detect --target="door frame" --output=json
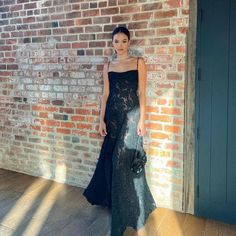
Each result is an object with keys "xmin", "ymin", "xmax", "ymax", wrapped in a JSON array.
[{"xmin": 183, "ymin": 0, "xmax": 198, "ymax": 214}]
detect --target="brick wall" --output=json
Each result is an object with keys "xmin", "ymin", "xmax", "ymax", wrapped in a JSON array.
[{"xmin": 0, "ymin": 0, "xmax": 189, "ymax": 211}]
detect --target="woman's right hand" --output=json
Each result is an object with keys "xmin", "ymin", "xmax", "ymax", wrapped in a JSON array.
[{"xmin": 99, "ymin": 120, "xmax": 107, "ymax": 136}]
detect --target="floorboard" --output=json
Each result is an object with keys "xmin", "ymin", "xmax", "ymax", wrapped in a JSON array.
[{"xmin": 0, "ymin": 168, "xmax": 235, "ymax": 236}]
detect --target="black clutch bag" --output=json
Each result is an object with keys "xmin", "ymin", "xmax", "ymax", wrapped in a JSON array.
[{"xmin": 131, "ymin": 135, "xmax": 147, "ymax": 174}]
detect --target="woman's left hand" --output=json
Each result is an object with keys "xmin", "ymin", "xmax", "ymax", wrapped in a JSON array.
[{"xmin": 137, "ymin": 119, "xmax": 146, "ymax": 136}]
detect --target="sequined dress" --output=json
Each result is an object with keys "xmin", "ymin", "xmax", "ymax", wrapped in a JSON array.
[{"xmin": 83, "ymin": 57, "xmax": 157, "ymax": 236}]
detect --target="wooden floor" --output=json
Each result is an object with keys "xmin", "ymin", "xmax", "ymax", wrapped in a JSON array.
[{"xmin": 0, "ymin": 168, "xmax": 236, "ymax": 236}]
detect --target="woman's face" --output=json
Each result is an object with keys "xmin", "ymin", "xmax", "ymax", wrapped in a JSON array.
[{"xmin": 112, "ymin": 32, "xmax": 130, "ymax": 56}]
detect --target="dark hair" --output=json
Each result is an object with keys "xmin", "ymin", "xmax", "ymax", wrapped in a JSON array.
[{"xmin": 112, "ymin": 26, "xmax": 130, "ymax": 41}]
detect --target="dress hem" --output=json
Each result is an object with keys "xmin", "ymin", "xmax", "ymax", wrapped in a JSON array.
[
  {"xmin": 122, "ymin": 205, "xmax": 158, "ymax": 235},
  {"xmin": 82, "ymin": 190, "xmax": 111, "ymax": 209}
]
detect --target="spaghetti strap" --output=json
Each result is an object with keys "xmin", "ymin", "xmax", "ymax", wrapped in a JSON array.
[
  {"xmin": 137, "ymin": 57, "xmax": 139, "ymax": 70},
  {"xmin": 108, "ymin": 60, "xmax": 110, "ymax": 71}
]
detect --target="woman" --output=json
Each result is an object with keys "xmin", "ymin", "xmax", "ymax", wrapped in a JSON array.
[{"xmin": 83, "ymin": 26, "xmax": 157, "ymax": 236}]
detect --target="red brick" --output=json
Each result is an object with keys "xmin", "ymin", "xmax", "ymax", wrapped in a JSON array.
[
  {"xmin": 157, "ymin": 82, "xmax": 174, "ymax": 89},
  {"xmin": 146, "ymin": 123, "xmax": 162, "ymax": 130},
  {"xmin": 142, "ymin": 2, "xmax": 162, "ymax": 11},
  {"xmin": 23, "ymin": 17, "xmax": 35, "ymax": 23},
  {"xmin": 71, "ymin": 115, "xmax": 86, "ymax": 121},
  {"xmin": 89, "ymin": 41, "xmax": 106, "ymax": 47},
  {"xmin": 161, "ymin": 107, "xmax": 181, "ymax": 115},
  {"xmin": 32, "ymin": 105, "xmax": 44, "ymax": 111},
  {"xmin": 24, "ymin": 3, "xmax": 36, "ymax": 10},
  {"xmin": 108, "ymin": 0, "xmax": 117, "ymax": 6},
  {"xmin": 128, "ymin": 21, "xmax": 148, "ymax": 29},
  {"xmin": 66, "ymin": 12, "xmax": 81, "ymax": 19},
  {"xmin": 156, "ymin": 98, "xmax": 167, "ymax": 105},
  {"xmin": 99, "ymin": 1, "xmax": 107, "ymax": 7},
  {"xmin": 56, "ymin": 43, "xmax": 71, "ymax": 49},
  {"xmin": 164, "ymin": 125, "xmax": 180, "ymax": 133},
  {"xmin": 145, "ymin": 47, "xmax": 155, "ymax": 54},
  {"xmin": 46, "ymin": 120, "xmax": 60, "ymax": 127},
  {"xmin": 120, "ymin": 5, "xmax": 140, "ymax": 13},
  {"xmin": 85, "ymin": 25, "xmax": 102, "ymax": 33},
  {"xmin": 133, "ymin": 13, "xmax": 153, "ymax": 21},
  {"xmin": 7, "ymin": 64, "xmax": 18, "ymax": 70},
  {"xmin": 51, "ymin": 14, "xmax": 64, "ymax": 21},
  {"xmin": 30, "ymin": 125, "xmax": 41, "ymax": 131},
  {"xmin": 0, "ymin": 46, "xmax": 12, "ymax": 51},
  {"xmin": 73, "ymin": 130, "xmax": 88, "ymax": 136},
  {"xmin": 112, "ymin": 15, "xmax": 131, "ymax": 23},
  {"xmin": 39, "ymin": 112, "xmax": 48, "ymax": 118},
  {"xmin": 76, "ymin": 109, "xmax": 91, "ymax": 115},
  {"xmin": 89, "ymin": 132, "xmax": 100, "ymax": 139},
  {"xmin": 148, "ymin": 37, "xmax": 169, "ymax": 45},
  {"xmin": 135, "ymin": 30, "xmax": 155, "ymax": 37},
  {"xmin": 151, "ymin": 132, "xmax": 170, "ymax": 139},
  {"xmin": 72, "ymin": 4, "xmax": 80, "ymax": 10},
  {"xmin": 68, "ymin": 27, "xmax": 83, "ymax": 34},
  {"xmin": 92, "ymin": 110, "xmax": 100, "ymax": 116},
  {"xmin": 150, "ymin": 115, "xmax": 172, "ymax": 123},
  {"xmin": 60, "ymin": 20, "xmax": 75, "ymax": 27},
  {"xmin": 118, "ymin": 0, "xmax": 127, "ymax": 5},
  {"xmin": 42, "ymin": 127, "xmax": 54, "ymax": 132},
  {"xmin": 44, "ymin": 107, "xmax": 58, "ymax": 112},
  {"xmin": 167, "ymin": 160, "xmax": 181, "ymax": 168},
  {"xmin": 59, "ymin": 108, "xmax": 74, "ymax": 114},
  {"xmin": 156, "ymin": 28, "xmax": 176, "ymax": 36},
  {"xmin": 167, "ymin": 73, "xmax": 181, "ymax": 80},
  {"xmin": 93, "ymin": 17, "xmax": 110, "ymax": 24},
  {"xmin": 76, "ymin": 18, "xmax": 92, "ymax": 25},
  {"xmin": 72, "ymin": 42, "xmax": 88, "ymax": 48},
  {"xmin": 176, "ymin": 45, "xmax": 185, "ymax": 53},
  {"xmin": 57, "ymin": 128, "xmax": 71, "ymax": 134},
  {"xmin": 164, "ymin": 0, "xmax": 182, "ymax": 8},
  {"xmin": 179, "ymin": 27, "xmax": 188, "ymax": 34},
  {"xmin": 182, "ymin": 9, "xmax": 189, "ymax": 15},
  {"xmin": 150, "ymin": 19, "xmax": 170, "ymax": 28},
  {"xmin": 101, "ymin": 7, "xmax": 119, "ymax": 15},
  {"xmin": 155, "ymin": 10, "xmax": 177, "ymax": 18},
  {"xmin": 97, "ymin": 33, "xmax": 112, "ymax": 40},
  {"xmin": 178, "ymin": 63, "xmax": 185, "ymax": 71},
  {"xmin": 10, "ymin": 4, "xmax": 22, "ymax": 11},
  {"xmin": 83, "ymin": 9, "xmax": 99, "ymax": 17},
  {"xmin": 173, "ymin": 117, "xmax": 184, "ymax": 125},
  {"xmin": 53, "ymin": 28, "xmax": 67, "ymax": 35},
  {"xmin": 61, "ymin": 122, "xmax": 75, "ymax": 128},
  {"xmin": 77, "ymin": 124, "xmax": 92, "ymax": 129}
]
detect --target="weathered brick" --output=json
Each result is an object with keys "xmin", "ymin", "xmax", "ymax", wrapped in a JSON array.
[
  {"xmin": 83, "ymin": 9, "xmax": 99, "ymax": 17},
  {"xmin": 142, "ymin": 2, "xmax": 162, "ymax": 11},
  {"xmin": 112, "ymin": 15, "xmax": 131, "ymax": 23},
  {"xmin": 101, "ymin": 7, "xmax": 119, "ymax": 15},
  {"xmin": 76, "ymin": 18, "xmax": 92, "ymax": 25},
  {"xmin": 132, "ymin": 12, "xmax": 153, "ymax": 21},
  {"xmin": 57, "ymin": 128, "xmax": 71, "ymax": 135},
  {"xmin": 161, "ymin": 107, "xmax": 182, "ymax": 115},
  {"xmin": 155, "ymin": 9, "xmax": 177, "ymax": 18},
  {"xmin": 120, "ymin": 5, "xmax": 140, "ymax": 13},
  {"xmin": 93, "ymin": 17, "xmax": 110, "ymax": 24},
  {"xmin": 0, "ymin": 0, "xmax": 189, "ymax": 214}
]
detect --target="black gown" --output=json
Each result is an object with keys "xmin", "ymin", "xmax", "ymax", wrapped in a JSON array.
[{"xmin": 83, "ymin": 57, "xmax": 157, "ymax": 236}]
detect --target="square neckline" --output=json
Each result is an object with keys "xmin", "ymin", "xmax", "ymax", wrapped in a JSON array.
[
  {"xmin": 107, "ymin": 57, "xmax": 139, "ymax": 74},
  {"xmin": 108, "ymin": 69, "xmax": 138, "ymax": 74}
]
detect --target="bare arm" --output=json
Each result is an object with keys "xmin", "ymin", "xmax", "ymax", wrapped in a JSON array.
[
  {"xmin": 137, "ymin": 57, "xmax": 147, "ymax": 122},
  {"xmin": 99, "ymin": 62, "xmax": 110, "ymax": 123}
]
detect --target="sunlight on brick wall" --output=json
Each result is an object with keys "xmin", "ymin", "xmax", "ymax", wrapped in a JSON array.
[{"xmin": 0, "ymin": 0, "xmax": 189, "ymax": 211}]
